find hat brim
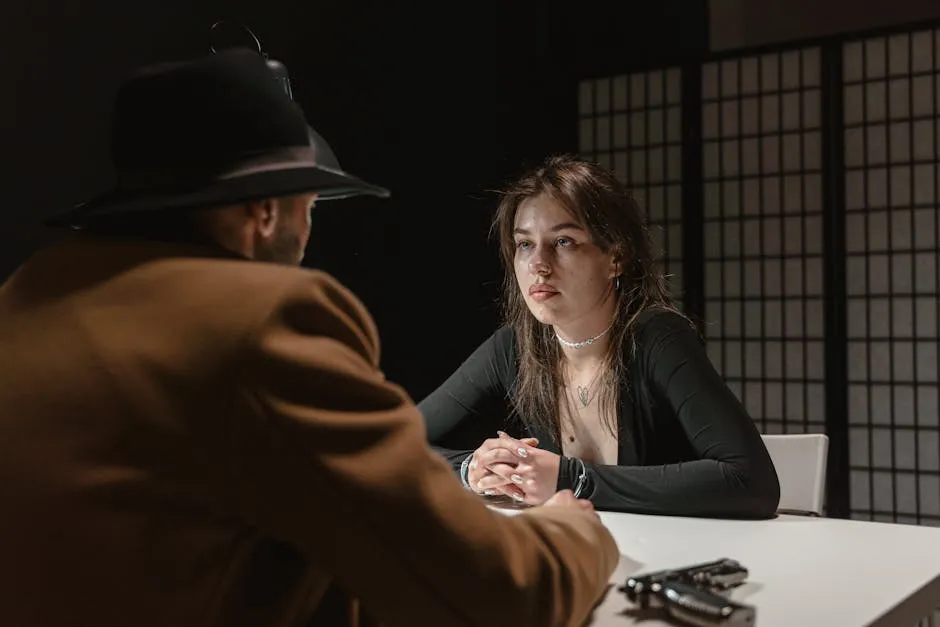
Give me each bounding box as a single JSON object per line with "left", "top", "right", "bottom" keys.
{"left": 44, "top": 164, "right": 390, "bottom": 228}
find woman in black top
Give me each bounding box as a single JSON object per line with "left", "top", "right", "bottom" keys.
{"left": 419, "top": 155, "right": 780, "bottom": 518}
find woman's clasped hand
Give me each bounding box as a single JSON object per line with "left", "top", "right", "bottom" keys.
{"left": 466, "top": 431, "right": 561, "bottom": 505}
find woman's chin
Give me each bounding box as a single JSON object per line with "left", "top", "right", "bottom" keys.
{"left": 525, "top": 303, "right": 561, "bottom": 326}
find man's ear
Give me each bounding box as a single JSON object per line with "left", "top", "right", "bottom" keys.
{"left": 245, "top": 198, "right": 278, "bottom": 238}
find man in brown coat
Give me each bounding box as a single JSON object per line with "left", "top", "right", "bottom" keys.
{"left": 0, "top": 49, "right": 619, "bottom": 626}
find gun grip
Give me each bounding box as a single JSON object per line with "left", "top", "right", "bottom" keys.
{"left": 659, "top": 581, "right": 756, "bottom": 627}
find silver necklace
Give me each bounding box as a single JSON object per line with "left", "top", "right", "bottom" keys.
{"left": 556, "top": 323, "right": 613, "bottom": 349}
{"left": 565, "top": 364, "right": 604, "bottom": 407}
{"left": 575, "top": 379, "right": 599, "bottom": 406}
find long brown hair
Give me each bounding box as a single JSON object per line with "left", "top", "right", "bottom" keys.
{"left": 491, "top": 154, "right": 682, "bottom": 443}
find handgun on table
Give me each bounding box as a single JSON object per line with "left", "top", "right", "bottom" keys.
{"left": 619, "top": 558, "right": 756, "bottom": 626}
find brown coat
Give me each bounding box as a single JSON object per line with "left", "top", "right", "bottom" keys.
{"left": 0, "top": 234, "right": 618, "bottom": 627}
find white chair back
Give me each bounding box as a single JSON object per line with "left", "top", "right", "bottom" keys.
{"left": 761, "top": 434, "right": 829, "bottom": 516}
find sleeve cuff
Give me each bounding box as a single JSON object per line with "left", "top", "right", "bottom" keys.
{"left": 556, "top": 456, "right": 578, "bottom": 491}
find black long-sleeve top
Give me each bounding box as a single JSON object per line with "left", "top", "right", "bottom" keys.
{"left": 418, "top": 310, "right": 781, "bottom": 519}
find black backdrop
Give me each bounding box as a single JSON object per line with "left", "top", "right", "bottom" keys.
{"left": 0, "top": 0, "right": 707, "bottom": 400}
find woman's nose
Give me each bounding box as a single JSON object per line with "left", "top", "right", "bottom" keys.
{"left": 528, "top": 251, "right": 551, "bottom": 276}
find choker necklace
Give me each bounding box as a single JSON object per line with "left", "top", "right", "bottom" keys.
{"left": 556, "top": 323, "right": 613, "bottom": 349}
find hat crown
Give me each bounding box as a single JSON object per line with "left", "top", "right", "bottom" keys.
{"left": 43, "top": 48, "right": 390, "bottom": 228}
{"left": 109, "top": 48, "right": 309, "bottom": 174}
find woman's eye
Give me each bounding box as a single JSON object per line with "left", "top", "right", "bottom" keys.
{"left": 516, "top": 241, "right": 531, "bottom": 250}
{"left": 557, "top": 237, "right": 572, "bottom": 247}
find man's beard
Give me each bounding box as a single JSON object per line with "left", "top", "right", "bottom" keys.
{"left": 255, "top": 223, "right": 305, "bottom": 266}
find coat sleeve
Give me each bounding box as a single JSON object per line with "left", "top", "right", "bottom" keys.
{"left": 221, "top": 271, "right": 619, "bottom": 627}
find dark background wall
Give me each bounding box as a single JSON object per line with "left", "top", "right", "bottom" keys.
{"left": 0, "top": 0, "right": 708, "bottom": 400}
{"left": 710, "top": 0, "right": 940, "bottom": 50}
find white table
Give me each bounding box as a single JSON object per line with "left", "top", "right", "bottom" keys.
{"left": 496, "top": 507, "right": 940, "bottom": 626}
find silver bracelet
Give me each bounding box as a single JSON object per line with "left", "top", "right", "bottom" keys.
{"left": 571, "top": 458, "right": 588, "bottom": 498}
{"left": 459, "top": 454, "right": 474, "bottom": 490}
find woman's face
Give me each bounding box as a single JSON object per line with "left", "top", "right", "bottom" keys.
{"left": 512, "top": 193, "right": 620, "bottom": 330}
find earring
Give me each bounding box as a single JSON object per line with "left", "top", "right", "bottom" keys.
{"left": 615, "top": 276, "right": 621, "bottom": 291}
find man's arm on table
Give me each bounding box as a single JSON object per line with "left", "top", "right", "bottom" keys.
{"left": 222, "top": 272, "right": 619, "bottom": 627}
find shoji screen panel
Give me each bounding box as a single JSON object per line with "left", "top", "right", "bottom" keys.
{"left": 843, "top": 30, "right": 940, "bottom": 526}
{"left": 701, "top": 49, "right": 826, "bottom": 437}
{"left": 578, "top": 69, "right": 685, "bottom": 306}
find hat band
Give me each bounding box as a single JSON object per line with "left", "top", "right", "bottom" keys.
{"left": 115, "top": 146, "right": 320, "bottom": 192}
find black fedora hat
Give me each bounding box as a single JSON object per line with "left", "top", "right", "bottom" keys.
{"left": 46, "top": 48, "right": 389, "bottom": 228}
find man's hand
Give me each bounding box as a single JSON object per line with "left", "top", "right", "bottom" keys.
{"left": 543, "top": 489, "right": 598, "bottom": 517}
